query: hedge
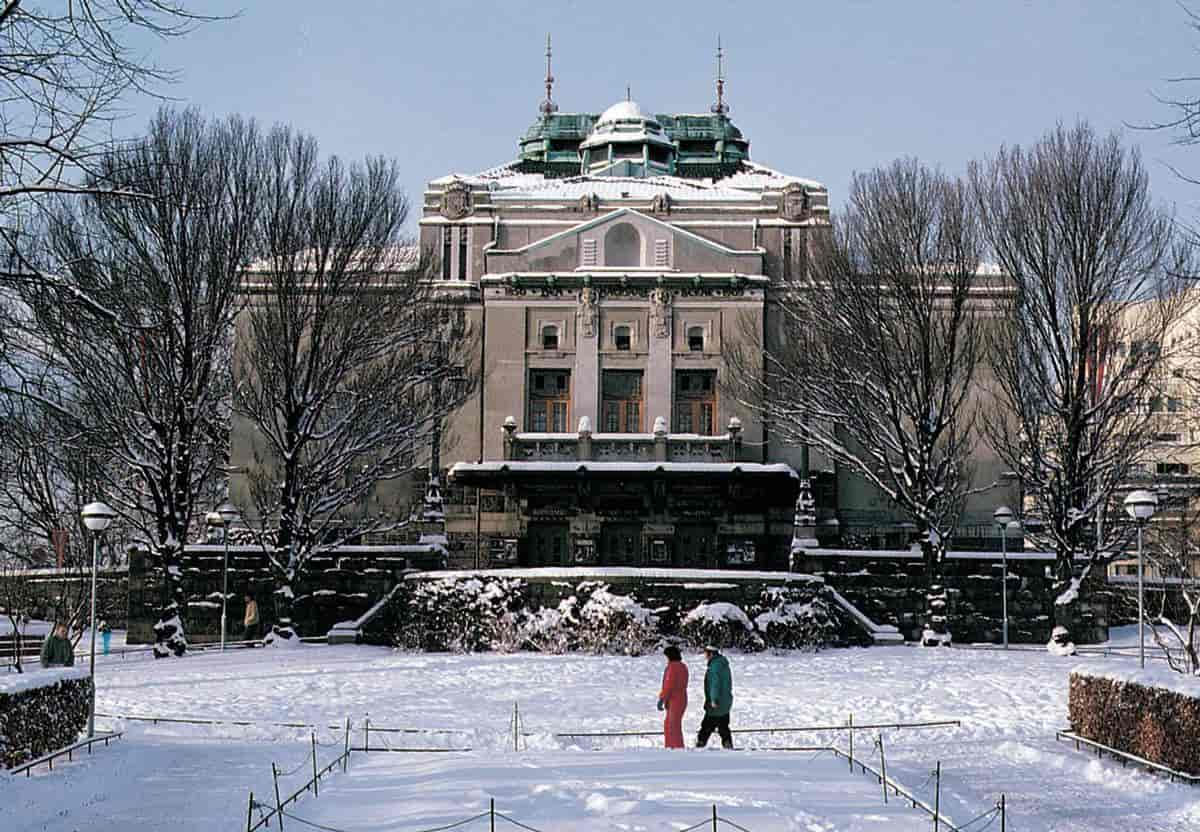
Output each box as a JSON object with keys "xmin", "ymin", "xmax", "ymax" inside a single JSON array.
[
  {"xmin": 1068, "ymin": 668, "xmax": 1200, "ymax": 776},
  {"xmin": 0, "ymin": 667, "xmax": 92, "ymax": 768}
]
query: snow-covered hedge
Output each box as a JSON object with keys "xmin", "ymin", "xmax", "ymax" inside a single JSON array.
[
  {"xmin": 0, "ymin": 667, "xmax": 91, "ymax": 768},
  {"xmin": 1069, "ymin": 667, "xmax": 1200, "ymax": 776},
  {"xmin": 386, "ymin": 576, "xmax": 855, "ymax": 655}
]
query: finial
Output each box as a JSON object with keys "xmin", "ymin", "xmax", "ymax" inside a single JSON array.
[
  {"xmin": 539, "ymin": 33, "xmax": 558, "ymax": 117},
  {"xmin": 711, "ymin": 35, "xmax": 729, "ymax": 115},
  {"xmin": 626, "ymin": 84, "xmax": 631, "ymax": 102}
]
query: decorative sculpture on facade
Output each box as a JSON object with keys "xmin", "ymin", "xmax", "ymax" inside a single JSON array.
[
  {"xmin": 577, "ymin": 287, "xmax": 597, "ymax": 338},
  {"xmin": 780, "ymin": 182, "xmax": 809, "ymax": 222},
  {"xmin": 440, "ymin": 180, "xmax": 472, "ymax": 220},
  {"xmin": 650, "ymin": 192, "xmax": 671, "ymax": 215},
  {"xmin": 650, "ymin": 286, "xmax": 671, "ymax": 339}
]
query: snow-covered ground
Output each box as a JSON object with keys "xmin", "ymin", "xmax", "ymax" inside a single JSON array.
[{"xmin": 3, "ymin": 644, "xmax": 1199, "ymax": 831}]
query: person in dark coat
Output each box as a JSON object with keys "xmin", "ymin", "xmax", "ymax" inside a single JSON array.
[
  {"xmin": 696, "ymin": 644, "xmax": 733, "ymax": 748},
  {"xmin": 40, "ymin": 622, "xmax": 74, "ymax": 667}
]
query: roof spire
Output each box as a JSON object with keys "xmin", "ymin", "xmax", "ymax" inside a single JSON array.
[
  {"xmin": 539, "ymin": 33, "xmax": 558, "ymax": 117},
  {"xmin": 626, "ymin": 84, "xmax": 632, "ymax": 102},
  {"xmin": 711, "ymin": 35, "xmax": 729, "ymax": 115}
]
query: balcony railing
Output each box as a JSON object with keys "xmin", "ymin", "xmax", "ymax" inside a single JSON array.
[{"xmin": 501, "ymin": 415, "xmax": 744, "ymax": 463}]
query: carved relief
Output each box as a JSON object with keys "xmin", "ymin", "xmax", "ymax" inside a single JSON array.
[
  {"xmin": 440, "ymin": 180, "xmax": 472, "ymax": 220},
  {"xmin": 577, "ymin": 287, "xmax": 597, "ymax": 338},
  {"xmin": 649, "ymin": 287, "xmax": 671, "ymax": 339},
  {"xmin": 780, "ymin": 182, "xmax": 809, "ymax": 222},
  {"xmin": 650, "ymin": 192, "xmax": 671, "ymax": 215},
  {"xmin": 577, "ymin": 192, "xmax": 599, "ymax": 212}
]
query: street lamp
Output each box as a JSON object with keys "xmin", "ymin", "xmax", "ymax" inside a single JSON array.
[
  {"xmin": 80, "ymin": 500, "xmax": 116, "ymax": 739},
  {"xmin": 209, "ymin": 502, "xmax": 240, "ymax": 652},
  {"xmin": 1124, "ymin": 489, "xmax": 1158, "ymax": 669},
  {"xmin": 993, "ymin": 505, "xmax": 1015, "ymax": 649}
]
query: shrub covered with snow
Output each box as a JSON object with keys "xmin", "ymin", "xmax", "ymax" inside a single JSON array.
[
  {"xmin": 576, "ymin": 583, "xmax": 660, "ymax": 655},
  {"xmin": 517, "ymin": 597, "xmax": 581, "ymax": 654},
  {"xmin": 680, "ymin": 602, "xmax": 762, "ymax": 652},
  {"xmin": 0, "ymin": 667, "xmax": 91, "ymax": 768},
  {"xmin": 751, "ymin": 586, "xmax": 840, "ymax": 651},
  {"xmin": 396, "ymin": 576, "xmax": 528, "ymax": 653},
  {"xmin": 1069, "ymin": 668, "xmax": 1200, "ymax": 775}
]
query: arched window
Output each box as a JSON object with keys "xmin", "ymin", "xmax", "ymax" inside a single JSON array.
[
  {"xmin": 614, "ymin": 325, "xmax": 632, "ymax": 351},
  {"xmin": 541, "ymin": 324, "xmax": 559, "ymax": 350},
  {"xmin": 604, "ymin": 223, "xmax": 641, "ymax": 267},
  {"xmin": 687, "ymin": 326, "xmax": 705, "ymax": 352}
]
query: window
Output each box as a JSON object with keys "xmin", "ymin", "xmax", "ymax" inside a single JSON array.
[
  {"xmin": 602, "ymin": 370, "xmax": 643, "ymax": 433},
  {"xmin": 604, "ymin": 222, "xmax": 641, "ymax": 267},
  {"xmin": 614, "ymin": 325, "xmax": 631, "ymax": 351},
  {"xmin": 687, "ymin": 326, "xmax": 705, "ymax": 353},
  {"xmin": 1150, "ymin": 396, "xmax": 1164, "ymax": 413},
  {"xmin": 783, "ymin": 228, "xmax": 792, "ymax": 281},
  {"xmin": 1169, "ymin": 397, "xmax": 1184, "ymax": 413},
  {"xmin": 541, "ymin": 324, "xmax": 560, "ymax": 351},
  {"xmin": 1157, "ymin": 462, "xmax": 1190, "ymax": 475},
  {"xmin": 1156, "ymin": 432, "xmax": 1182, "ymax": 443},
  {"xmin": 674, "ymin": 370, "xmax": 716, "ymax": 434},
  {"xmin": 441, "ymin": 227, "xmax": 452, "ymax": 280},
  {"xmin": 528, "ymin": 370, "xmax": 570, "ymax": 432},
  {"xmin": 457, "ymin": 227, "xmax": 467, "ymax": 280}
]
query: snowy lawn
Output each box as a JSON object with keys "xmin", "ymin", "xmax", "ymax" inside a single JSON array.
[{"xmin": 3, "ymin": 644, "xmax": 1200, "ymax": 831}]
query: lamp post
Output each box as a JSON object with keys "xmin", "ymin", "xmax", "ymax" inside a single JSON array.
[
  {"xmin": 80, "ymin": 501, "xmax": 116, "ymax": 739},
  {"xmin": 993, "ymin": 505, "xmax": 1015, "ymax": 649},
  {"xmin": 1123, "ymin": 489, "xmax": 1158, "ymax": 669},
  {"xmin": 210, "ymin": 502, "xmax": 240, "ymax": 652}
]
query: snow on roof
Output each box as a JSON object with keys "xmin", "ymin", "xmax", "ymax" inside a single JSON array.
[
  {"xmin": 449, "ymin": 461, "xmax": 798, "ymax": 477},
  {"xmin": 721, "ymin": 161, "xmax": 825, "ymax": 192},
  {"xmin": 798, "ymin": 546, "xmax": 1057, "ymax": 561},
  {"xmin": 491, "ymin": 176, "xmax": 760, "ymax": 203},
  {"xmin": 244, "ymin": 245, "xmax": 420, "ymax": 274},
  {"xmin": 596, "ymin": 100, "xmax": 649, "ymax": 125}
]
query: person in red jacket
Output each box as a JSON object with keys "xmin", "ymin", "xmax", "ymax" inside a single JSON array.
[{"xmin": 657, "ymin": 644, "xmax": 689, "ymax": 748}]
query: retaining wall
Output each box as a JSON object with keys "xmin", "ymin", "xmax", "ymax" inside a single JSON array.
[{"xmin": 0, "ymin": 667, "xmax": 91, "ymax": 768}]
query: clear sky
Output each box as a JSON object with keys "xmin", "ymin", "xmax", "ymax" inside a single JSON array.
[{"xmin": 123, "ymin": 0, "xmax": 1200, "ymax": 228}]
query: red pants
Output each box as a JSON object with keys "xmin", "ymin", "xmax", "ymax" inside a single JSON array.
[{"xmin": 664, "ymin": 704, "xmax": 686, "ymax": 749}]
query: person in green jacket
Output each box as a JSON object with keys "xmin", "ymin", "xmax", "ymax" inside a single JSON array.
[
  {"xmin": 40, "ymin": 622, "xmax": 75, "ymax": 668},
  {"xmin": 697, "ymin": 644, "xmax": 733, "ymax": 748}
]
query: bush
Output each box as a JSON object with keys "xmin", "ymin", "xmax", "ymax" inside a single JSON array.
[
  {"xmin": 680, "ymin": 602, "xmax": 763, "ymax": 652},
  {"xmin": 577, "ymin": 584, "xmax": 660, "ymax": 655},
  {"xmin": 1069, "ymin": 669, "xmax": 1200, "ymax": 775},
  {"xmin": 398, "ymin": 576, "xmax": 528, "ymax": 653},
  {"xmin": 752, "ymin": 586, "xmax": 840, "ymax": 651},
  {"xmin": 0, "ymin": 668, "xmax": 92, "ymax": 768}
]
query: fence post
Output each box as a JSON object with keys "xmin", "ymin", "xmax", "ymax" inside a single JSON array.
[
  {"xmin": 246, "ymin": 791, "xmax": 254, "ymax": 832},
  {"xmin": 272, "ymin": 762, "xmax": 285, "ymax": 832},
  {"xmin": 343, "ymin": 717, "xmax": 351, "ymax": 773},
  {"xmin": 364, "ymin": 717, "xmax": 370, "ymax": 752},
  {"xmin": 512, "ymin": 702, "xmax": 519, "ymax": 752},
  {"xmin": 712, "ymin": 804, "xmax": 717, "ymax": 832},
  {"xmin": 1000, "ymin": 793, "xmax": 1006, "ymax": 832},
  {"xmin": 848, "ymin": 713, "xmax": 854, "ymax": 772},
  {"xmin": 933, "ymin": 761, "xmax": 940, "ymax": 832},
  {"xmin": 311, "ymin": 732, "xmax": 319, "ymax": 798},
  {"xmin": 878, "ymin": 734, "xmax": 888, "ymax": 805},
  {"xmin": 490, "ymin": 797, "xmax": 496, "ymax": 832}
]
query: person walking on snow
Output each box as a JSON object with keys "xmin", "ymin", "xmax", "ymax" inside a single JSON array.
[
  {"xmin": 40, "ymin": 621, "xmax": 74, "ymax": 667},
  {"xmin": 242, "ymin": 592, "xmax": 260, "ymax": 645},
  {"xmin": 657, "ymin": 645, "xmax": 689, "ymax": 748},
  {"xmin": 697, "ymin": 644, "xmax": 733, "ymax": 748}
]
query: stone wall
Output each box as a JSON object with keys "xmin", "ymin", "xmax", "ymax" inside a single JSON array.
[
  {"xmin": 0, "ymin": 667, "xmax": 91, "ymax": 768},
  {"xmin": 126, "ymin": 545, "xmax": 440, "ymax": 644},
  {"xmin": 796, "ymin": 549, "xmax": 1110, "ymax": 644}
]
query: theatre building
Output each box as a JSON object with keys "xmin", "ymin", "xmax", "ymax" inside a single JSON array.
[{"xmin": 422, "ymin": 54, "xmax": 844, "ymax": 570}]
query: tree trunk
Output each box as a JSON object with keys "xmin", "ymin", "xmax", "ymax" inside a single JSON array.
[
  {"xmin": 1048, "ymin": 555, "xmax": 1079, "ymax": 655},
  {"xmin": 152, "ymin": 545, "xmax": 188, "ymax": 657},
  {"xmin": 265, "ymin": 565, "xmax": 299, "ymax": 645},
  {"xmin": 921, "ymin": 533, "xmax": 951, "ymax": 646}
]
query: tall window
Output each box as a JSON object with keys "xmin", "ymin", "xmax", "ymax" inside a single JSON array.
[
  {"xmin": 457, "ymin": 227, "xmax": 467, "ymax": 280},
  {"xmin": 674, "ymin": 370, "xmax": 715, "ymax": 434},
  {"xmin": 528, "ymin": 370, "xmax": 570, "ymax": 432},
  {"xmin": 541, "ymin": 324, "xmax": 559, "ymax": 350},
  {"xmin": 441, "ymin": 226, "xmax": 452, "ymax": 280},
  {"xmin": 602, "ymin": 370, "xmax": 643, "ymax": 433},
  {"xmin": 782, "ymin": 228, "xmax": 792, "ymax": 281},
  {"xmin": 687, "ymin": 326, "xmax": 705, "ymax": 352}
]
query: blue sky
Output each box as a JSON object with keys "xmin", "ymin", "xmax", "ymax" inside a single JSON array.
[{"xmin": 124, "ymin": 1, "xmax": 1200, "ymax": 227}]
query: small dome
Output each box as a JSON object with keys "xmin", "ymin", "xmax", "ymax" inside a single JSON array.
[{"xmin": 596, "ymin": 99, "xmax": 648, "ymax": 126}]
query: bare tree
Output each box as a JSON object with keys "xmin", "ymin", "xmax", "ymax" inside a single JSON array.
[
  {"xmin": 971, "ymin": 122, "xmax": 1193, "ymax": 652},
  {"xmin": 0, "ymin": 558, "xmax": 37, "ymax": 671},
  {"xmin": 234, "ymin": 128, "xmax": 473, "ymax": 643},
  {"xmin": 15, "ymin": 109, "xmax": 261, "ymax": 657},
  {"xmin": 729, "ymin": 159, "xmax": 989, "ymax": 645},
  {"xmin": 1126, "ymin": 496, "xmax": 1200, "ymax": 674}
]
